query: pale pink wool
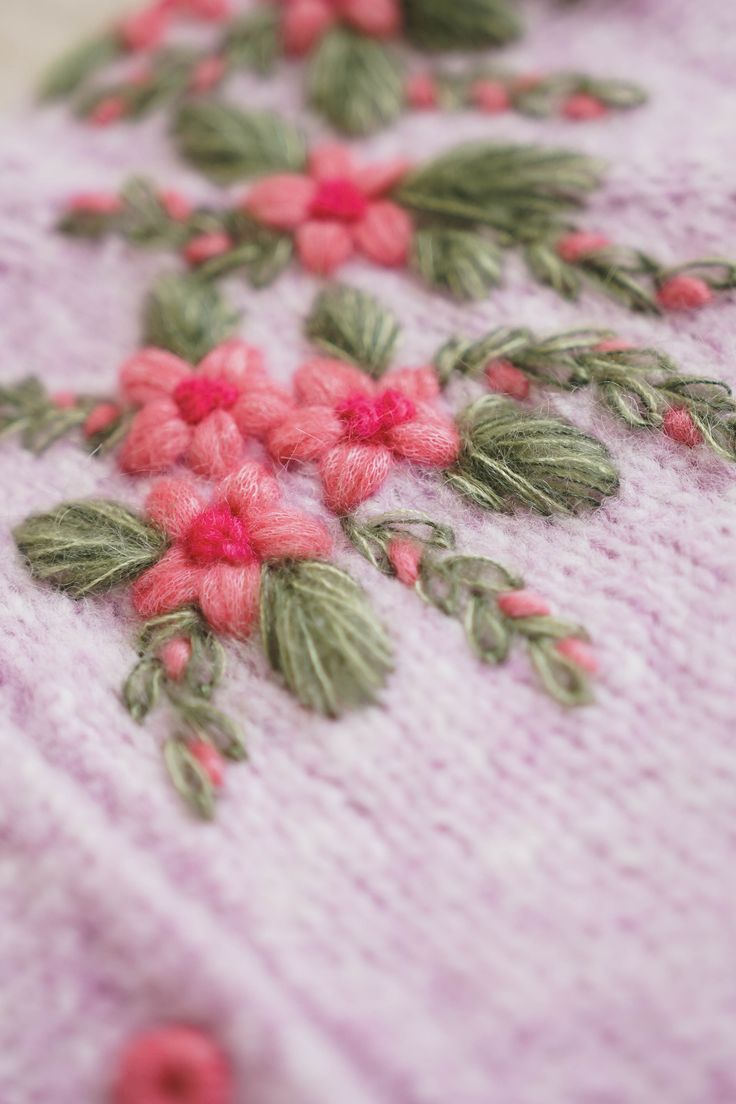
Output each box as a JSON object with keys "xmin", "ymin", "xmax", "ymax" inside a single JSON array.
[{"xmin": 1, "ymin": 1, "xmax": 736, "ymax": 1102}]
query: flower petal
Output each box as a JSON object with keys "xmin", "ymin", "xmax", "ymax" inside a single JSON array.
[
  {"xmin": 197, "ymin": 562, "xmax": 261, "ymax": 638},
  {"xmin": 120, "ymin": 348, "xmax": 192, "ymax": 404},
  {"xmin": 144, "ymin": 478, "xmax": 206, "ymax": 539},
  {"xmin": 308, "ymin": 142, "xmax": 355, "ymax": 182},
  {"xmin": 295, "ymin": 357, "xmax": 375, "ymax": 405},
  {"xmin": 231, "ymin": 381, "xmax": 294, "ymax": 438},
  {"xmin": 319, "ymin": 441, "xmax": 393, "ymax": 513},
  {"xmin": 296, "ymin": 220, "xmax": 354, "ymax": 275},
  {"xmin": 353, "ymin": 159, "xmax": 412, "ymax": 199},
  {"xmin": 187, "ymin": 410, "xmax": 244, "ymax": 478},
  {"xmin": 385, "ymin": 408, "xmax": 460, "ymax": 467},
  {"xmin": 387, "ymin": 366, "xmax": 440, "ymax": 402},
  {"xmin": 244, "ymin": 174, "xmax": 316, "ymax": 230},
  {"xmin": 217, "ymin": 461, "xmax": 281, "ymax": 522},
  {"xmin": 197, "ymin": 339, "xmax": 265, "ymax": 389},
  {"xmin": 250, "ymin": 506, "xmax": 332, "ymax": 561},
  {"xmin": 353, "ymin": 201, "xmax": 412, "ymax": 267},
  {"xmin": 338, "ymin": 0, "xmax": 401, "ymax": 38},
  {"xmin": 119, "ymin": 401, "xmax": 192, "ymax": 474},
  {"xmin": 281, "ymin": 0, "xmax": 335, "ymax": 55},
  {"xmin": 132, "ymin": 547, "xmax": 199, "ymax": 619},
  {"xmin": 268, "ymin": 406, "xmax": 344, "ymax": 463}
]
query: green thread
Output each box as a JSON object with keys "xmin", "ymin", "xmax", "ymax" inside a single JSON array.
[
  {"xmin": 402, "ymin": 0, "xmax": 522, "ymax": 49},
  {"xmin": 448, "ymin": 395, "xmax": 619, "ymax": 515},
  {"xmin": 164, "ymin": 737, "xmax": 218, "ymax": 820},
  {"xmin": 14, "ymin": 501, "xmax": 167, "ymax": 598},
  {"xmin": 174, "ymin": 103, "xmax": 307, "ymax": 182},
  {"xmin": 222, "ymin": 6, "xmax": 281, "ymax": 75},
  {"xmin": 305, "ymin": 284, "xmax": 401, "ymax": 378},
  {"xmin": 143, "ymin": 274, "xmax": 240, "ymax": 362},
  {"xmin": 260, "ymin": 560, "xmax": 393, "ymax": 716},
  {"xmin": 38, "ymin": 32, "xmax": 120, "ymax": 99},
  {"xmin": 0, "ymin": 378, "xmax": 88, "ymax": 453},
  {"xmin": 341, "ymin": 512, "xmax": 455, "ymax": 575},
  {"xmin": 308, "ymin": 28, "xmax": 403, "ymax": 136},
  {"xmin": 410, "ymin": 227, "xmax": 503, "ymax": 299}
]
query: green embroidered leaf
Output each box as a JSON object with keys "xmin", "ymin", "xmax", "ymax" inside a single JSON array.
[
  {"xmin": 308, "ymin": 29, "xmax": 403, "ymax": 136},
  {"xmin": 0, "ymin": 378, "xmax": 89, "ymax": 454},
  {"xmin": 395, "ymin": 145, "xmax": 604, "ymax": 237},
  {"xmin": 411, "ymin": 227, "xmax": 503, "ymax": 299},
  {"xmin": 528, "ymin": 637, "xmax": 594, "ymax": 707},
  {"xmin": 164, "ymin": 738, "xmax": 217, "ymax": 820},
  {"xmin": 119, "ymin": 177, "xmax": 189, "ymax": 247},
  {"xmin": 173, "ymin": 103, "xmax": 307, "ymax": 182},
  {"xmin": 223, "ymin": 6, "xmax": 281, "ymax": 74},
  {"xmin": 342, "ymin": 512, "xmax": 454, "ymax": 576},
  {"xmin": 402, "ymin": 0, "xmax": 522, "ymax": 49},
  {"xmin": 433, "ymin": 329, "xmax": 533, "ymax": 385},
  {"xmin": 212, "ymin": 212, "xmax": 294, "ymax": 287},
  {"xmin": 524, "ymin": 240, "xmax": 583, "ymax": 299},
  {"xmin": 123, "ymin": 656, "xmax": 164, "ymax": 723},
  {"xmin": 261, "ymin": 561, "xmax": 394, "ymax": 716},
  {"xmin": 447, "ymin": 396, "xmax": 619, "ymax": 515},
  {"xmin": 38, "ymin": 33, "xmax": 120, "ymax": 99},
  {"xmin": 143, "ymin": 275, "xmax": 240, "ymax": 362},
  {"xmin": 166, "ymin": 693, "xmax": 247, "ymax": 760},
  {"xmin": 15, "ymin": 501, "xmax": 167, "ymax": 599},
  {"xmin": 306, "ymin": 284, "xmax": 400, "ymax": 378}
]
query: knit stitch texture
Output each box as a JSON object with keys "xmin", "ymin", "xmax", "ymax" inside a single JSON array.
[{"xmin": 1, "ymin": 1, "xmax": 735, "ymax": 1101}]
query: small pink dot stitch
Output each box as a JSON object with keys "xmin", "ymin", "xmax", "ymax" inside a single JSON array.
[
  {"xmin": 67, "ymin": 192, "xmax": 123, "ymax": 216},
  {"xmin": 88, "ymin": 96, "xmax": 127, "ymax": 126},
  {"xmin": 656, "ymin": 274, "xmax": 714, "ymax": 311},
  {"xmin": 113, "ymin": 1024, "xmax": 233, "ymax": 1104},
  {"xmin": 185, "ymin": 504, "xmax": 256, "ymax": 566},
  {"xmin": 556, "ymin": 637, "xmax": 598, "ymax": 674},
  {"xmin": 556, "ymin": 231, "xmax": 611, "ymax": 264},
  {"xmin": 562, "ymin": 92, "xmax": 608, "ymax": 121},
  {"xmin": 118, "ymin": 6, "xmax": 170, "ymax": 51},
  {"xmin": 188, "ymin": 742, "xmax": 226, "ymax": 787},
  {"xmin": 159, "ymin": 190, "xmax": 194, "ymax": 222},
  {"xmin": 190, "ymin": 55, "xmax": 227, "ymax": 93},
  {"xmin": 309, "ymin": 178, "xmax": 368, "ymax": 223},
  {"xmin": 387, "ymin": 537, "xmax": 423, "ymax": 587},
  {"xmin": 51, "ymin": 391, "xmax": 77, "ymax": 409},
  {"xmin": 497, "ymin": 590, "xmax": 551, "ymax": 619},
  {"xmin": 83, "ymin": 403, "xmax": 120, "ymax": 438},
  {"xmin": 183, "ymin": 232, "xmax": 233, "ymax": 266},
  {"xmin": 485, "ymin": 359, "xmax": 530, "ymax": 401},
  {"xmin": 594, "ymin": 338, "xmax": 633, "ymax": 353},
  {"xmin": 159, "ymin": 637, "xmax": 193, "ymax": 681},
  {"xmin": 174, "ymin": 377, "xmax": 239, "ymax": 425},
  {"xmin": 471, "ymin": 79, "xmax": 510, "ymax": 114},
  {"xmin": 662, "ymin": 406, "xmax": 702, "ymax": 448},
  {"xmin": 406, "ymin": 73, "xmax": 438, "ymax": 109}
]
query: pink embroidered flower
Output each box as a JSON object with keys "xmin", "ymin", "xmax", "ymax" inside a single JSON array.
[
  {"xmin": 119, "ymin": 341, "xmax": 292, "ymax": 478},
  {"xmin": 244, "ymin": 143, "xmax": 413, "ymax": 276},
  {"xmin": 279, "ymin": 0, "xmax": 401, "ymax": 56},
  {"xmin": 132, "ymin": 463, "xmax": 332, "ymax": 636},
  {"xmin": 268, "ymin": 358, "xmax": 460, "ymax": 513}
]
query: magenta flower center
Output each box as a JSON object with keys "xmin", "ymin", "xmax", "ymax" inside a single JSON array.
[
  {"xmin": 173, "ymin": 377, "xmax": 239, "ymax": 425},
  {"xmin": 337, "ymin": 388, "xmax": 416, "ymax": 441},
  {"xmin": 309, "ymin": 177, "xmax": 368, "ymax": 222},
  {"xmin": 185, "ymin": 504, "xmax": 256, "ymax": 565}
]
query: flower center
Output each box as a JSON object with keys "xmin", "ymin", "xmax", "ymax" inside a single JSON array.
[
  {"xmin": 309, "ymin": 177, "xmax": 368, "ymax": 222},
  {"xmin": 337, "ymin": 388, "xmax": 416, "ymax": 440},
  {"xmin": 185, "ymin": 504, "xmax": 256, "ymax": 565},
  {"xmin": 173, "ymin": 377, "xmax": 238, "ymax": 425}
]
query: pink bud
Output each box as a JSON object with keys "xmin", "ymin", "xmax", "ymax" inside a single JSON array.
[
  {"xmin": 67, "ymin": 192, "xmax": 123, "ymax": 216},
  {"xmin": 471, "ymin": 79, "xmax": 510, "ymax": 114},
  {"xmin": 189, "ymin": 54, "xmax": 227, "ymax": 93},
  {"xmin": 556, "ymin": 231, "xmax": 611, "ymax": 264},
  {"xmin": 562, "ymin": 93, "xmax": 608, "ymax": 121},
  {"xmin": 593, "ymin": 338, "xmax": 633, "ymax": 353},
  {"xmin": 179, "ymin": 0, "xmax": 232, "ymax": 21},
  {"xmin": 188, "ymin": 741, "xmax": 225, "ymax": 787},
  {"xmin": 511, "ymin": 73, "xmax": 543, "ymax": 93},
  {"xmin": 485, "ymin": 359, "xmax": 530, "ymax": 401},
  {"xmin": 656, "ymin": 275, "xmax": 713, "ymax": 312},
  {"xmin": 159, "ymin": 637, "xmax": 193, "ymax": 681},
  {"xmin": 84, "ymin": 403, "xmax": 121, "ymax": 438},
  {"xmin": 183, "ymin": 231, "xmax": 233, "ymax": 266},
  {"xmin": 51, "ymin": 391, "xmax": 77, "ymax": 409},
  {"xmin": 556, "ymin": 637, "xmax": 598, "ymax": 674},
  {"xmin": 662, "ymin": 407, "xmax": 702, "ymax": 449},
  {"xmin": 387, "ymin": 537, "xmax": 423, "ymax": 587},
  {"xmin": 88, "ymin": 96, "xmax": 127, "ymax": 126},
  {"xmin": 497, "ymin": 590, "xmax": 551, "ymax": 619},
  {"xmin": 406, "ymin": 73, "xmax": 438, "ymax": 109},
  {"xmin": 118, "ymin": 6, "xmax": 170, "ymax": 51},
  {"xmin": 159, "ymin": 189, "xmax": 194, "ymax": 222}
]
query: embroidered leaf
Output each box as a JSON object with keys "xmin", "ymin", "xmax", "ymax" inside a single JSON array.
[
  {"xmin": 434, "ymin": 329, "xmax": 534, "ymax": 385},
  {"xmin": 261, "ymin": 561, "xmax": 393, "ymax": 716},
  {"xmin": 306, "ymin": 285, "xmax": 400, "ymax": 378},
  {"xmin": 308, "ymin": 29, "xmax": 403, "ymax": 136},
  {"xmin": 119, "ymin": 177, "xmax": 190, "ymax": 247},
  {"xmin": 410, "ymin": 227, "xmax": 503, "ymax": 299},
  {"xmin": 210, "ymin": 212, "xmax": 294, "ymax": 287},
  {"xmin": 448, "ymin": 396, "xmax": 619, "ymax": 515},
  {"xmin": 395, "ymin": 145, "xmax": 603, "ymax": 236},
  {"xmin": 38, "ymin": 33, "xmax": 120, "ymax": 99},
  {"xmin": 164, "ymin": 738, "xmax": 217, "ymax": 820},
  {"xmin": 76, "ymin": 49, "xmax": 194, "ymax": 123},
  {"xmin": 0, "ymin": 378, "xmax": 90, "ymax": 453},
  {"xmin": 124, "ymin": 656, "xmax": 164, "ymax": 723},
  {"xmin": 166, "ymin": 692, "xmax": 247, "ymax": 760},
  {"xmin": 402, "ymin": 0, "xmax": 522, "ymax": 49},
  {"xmin": 174, "ymin": 103, "xmax": 307, "ymax": 182},
  {"xmin": 15, "ymin": 501, "xmax": 167, "ymax": 598},
  {"xmin": 143, "ymin": 275, "xmax": 240, "ymax": 362},
  {"xmin": 342, "ymin": 512, "xmax": 454, "ymax": 575},
  {"xmin": 223, "ymin": 6, "xmax": 281, "ymax": 75},
  {"xmin": 527, "ymin": 637, "xmax": 594, "ymax": 707}
]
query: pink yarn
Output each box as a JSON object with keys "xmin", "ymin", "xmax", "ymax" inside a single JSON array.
[
  {"xmin": 662, "ymin": 406, "xmax": 702, "ymax": 448},
  {"xmin": 485, "ymin": 358, "xmax": 530, "ymax": 400},
  {"xmin": 594, "ymin": 338, "xmax": 633, "ymax": 353},
  {"xmin": 656, "ymin": 274, "xmax": 714, "ymax": 311},
  {"xmin": 88, "ymin": 97, "xmax": 127, "ymax": 127},
  {"xmin": 188, "ymin": 742, "xmax": 226, "ymax": 788},
  {"xmin": 133, "ymin": 464, "xmax": 332, "ymax": 636},
  {"xmin": 556, "ymin": 231, "xmax": 612, "ymax": 264},
  {"xmin": 556, "ymin": 637, "xmax": 599, "ymax": 674},
  {"xmin": 497, "ymin": 590, "xmax": 552, "ymax": 619},
  {"xmin": 268, "ymin": 358, "xmax": 458, "ymax": 513},
  {"xmin": 387, "ymin": 537, "xmax": 423, "ymax": 587},
  {"xmin": 119, "ymin": 341, "xmax": 291, "ymax": 479},
  {"xmin": 67, "ymin": 192, "xmax": 123, "ymax": 215},
  {"xmin": 112, "ymin": 1023, "xmax": 232, "ymax": 1104},
  {"xmin": 159, "ymin": 636, "xmax": 192, "ymax": 681},
  {"xmin": 562, "ymin": 92, "xmax": 608, "ymax": 121},
  {"xmin": 406, "ymin": 73, "xmax": 438, "ymax": 109},
  {"xmin": 183, "ymin": 232, "xmax": 233, "ymax": 267},
  {"xmin": 118, "ymin": 6, "xmax": 171, "ymax": 51},
  {"xmin": 190, "ymin": 55, "xmax": 227, "ymax": 94},
  {"xmin": 159, "ymin": 190, "xmax": 194, "ymax": 222},
  {"xmin": 245, "ymin": 143, "xmax": 412, "ymax": 276},
  {"xmin": 51, "ymin": 390, "xmax": 77, "ymax": 409},
  {"xmin": 83, "ymin": 403, "xmax": 120, "ymax": 438},
  {"xmin": 471, "ymin": 80, "xmax": 510, "ymax": 114},
  {"xmin": 280, "ymin": 0, "xmax": 400, "ymax": 56}
]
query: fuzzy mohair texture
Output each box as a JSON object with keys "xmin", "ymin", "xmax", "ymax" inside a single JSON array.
[{"xmin": 1, "ymin": 1, "xmax": 736, "ymax": 1101}]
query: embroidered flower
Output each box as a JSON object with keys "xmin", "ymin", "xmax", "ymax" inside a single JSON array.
[
  {"xmin": 244, "ymin": 143, "xmax": 413, "ymax": 276},
  {"xmin": 119, "ymin": 341, "xmax": 292, "ymax": 479},
  {"xmin": 132, "ymin": 462, "xmax": 332, "ymax": 636},
  {"xmin": 268, "ymin": 358, "xmax": 460, "ymax": 513},
  {"xmin": 279, "ymin": 0, "xmax": 401, "ymax": 56}
]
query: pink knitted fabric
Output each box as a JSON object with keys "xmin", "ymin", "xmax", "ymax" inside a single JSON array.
[{"xmin": 1, "ymin": 1, "xmax": 736, "ymax": 1101}]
